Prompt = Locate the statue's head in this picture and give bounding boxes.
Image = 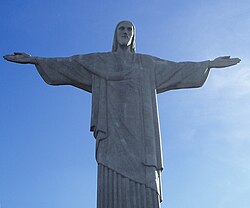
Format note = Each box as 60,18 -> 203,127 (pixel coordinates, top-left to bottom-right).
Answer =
112,20 -> 136,53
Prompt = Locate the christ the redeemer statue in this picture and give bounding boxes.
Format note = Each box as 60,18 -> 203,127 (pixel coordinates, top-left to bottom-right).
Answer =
4,20 -> 240,208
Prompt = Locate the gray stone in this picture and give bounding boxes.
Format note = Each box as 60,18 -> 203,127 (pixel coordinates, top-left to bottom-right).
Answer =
3,20 -> 241,208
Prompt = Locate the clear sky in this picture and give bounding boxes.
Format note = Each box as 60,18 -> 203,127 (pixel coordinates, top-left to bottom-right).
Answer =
1,0 -> 250,208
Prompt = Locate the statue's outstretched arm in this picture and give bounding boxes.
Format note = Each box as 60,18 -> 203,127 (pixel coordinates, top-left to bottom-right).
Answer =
3,52 -> 37,64
209,56 -> 241,69
3,52 -> 92,92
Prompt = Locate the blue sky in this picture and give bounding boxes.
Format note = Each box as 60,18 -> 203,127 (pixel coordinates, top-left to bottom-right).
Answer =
1,0 -> 250,207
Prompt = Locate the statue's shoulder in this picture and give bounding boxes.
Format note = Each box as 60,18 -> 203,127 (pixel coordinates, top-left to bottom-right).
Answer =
72,52 -> 110,58
138,53 -> 175,65
69,52 -> 114,64
135,53 -> 168,63
135,53 -> 163,61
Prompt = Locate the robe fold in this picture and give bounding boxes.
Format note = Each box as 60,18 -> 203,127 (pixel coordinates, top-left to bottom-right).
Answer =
35,52 -> 210,207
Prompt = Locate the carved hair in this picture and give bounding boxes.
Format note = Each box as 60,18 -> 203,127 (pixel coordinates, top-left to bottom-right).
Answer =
112,20 -> 136,53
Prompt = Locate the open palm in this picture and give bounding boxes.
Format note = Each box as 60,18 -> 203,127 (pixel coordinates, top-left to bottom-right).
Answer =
3,52 -> 34,64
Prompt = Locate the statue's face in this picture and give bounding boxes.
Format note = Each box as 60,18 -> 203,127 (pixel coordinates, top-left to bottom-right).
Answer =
116,21 -> 134,47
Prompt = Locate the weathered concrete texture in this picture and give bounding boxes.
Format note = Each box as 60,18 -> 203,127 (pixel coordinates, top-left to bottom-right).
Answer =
34,51 -> 210,207
97,164 -> 160,208
3,20 -> 241,208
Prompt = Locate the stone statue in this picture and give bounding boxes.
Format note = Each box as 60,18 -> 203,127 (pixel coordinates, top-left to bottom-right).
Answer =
3,20 -> 240,208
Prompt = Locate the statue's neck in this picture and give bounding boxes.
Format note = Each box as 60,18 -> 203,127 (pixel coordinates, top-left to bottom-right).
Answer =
116,44 -> 132,54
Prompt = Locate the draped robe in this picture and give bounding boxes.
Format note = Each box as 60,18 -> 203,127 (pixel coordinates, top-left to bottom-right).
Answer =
35,52 -> 210,207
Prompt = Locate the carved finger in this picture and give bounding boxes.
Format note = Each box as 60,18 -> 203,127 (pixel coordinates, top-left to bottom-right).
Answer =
14,52 -> 23,55
221,56 -> 231,59
231,58 -> 240,63
3,55 -> 8,60
3,55 -> 15,62
3,55 -> 13,60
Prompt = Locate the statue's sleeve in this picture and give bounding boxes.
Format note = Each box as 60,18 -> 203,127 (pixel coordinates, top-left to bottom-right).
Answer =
35,55 -> 92,92
154,58 -> 210,93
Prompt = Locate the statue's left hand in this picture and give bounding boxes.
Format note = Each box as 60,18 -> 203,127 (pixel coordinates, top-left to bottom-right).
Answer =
3,52 -> 35,64
210,56 -> 241,68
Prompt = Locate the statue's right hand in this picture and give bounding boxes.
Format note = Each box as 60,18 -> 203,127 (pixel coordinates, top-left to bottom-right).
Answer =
3,52 -> 34,64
